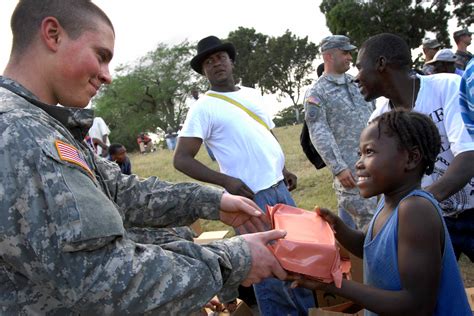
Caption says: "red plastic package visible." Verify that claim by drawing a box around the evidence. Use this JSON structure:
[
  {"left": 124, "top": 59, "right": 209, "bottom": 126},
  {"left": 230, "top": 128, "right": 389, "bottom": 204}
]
[{"left": 266, "top": 204, "right": 349, "bottom": 288}]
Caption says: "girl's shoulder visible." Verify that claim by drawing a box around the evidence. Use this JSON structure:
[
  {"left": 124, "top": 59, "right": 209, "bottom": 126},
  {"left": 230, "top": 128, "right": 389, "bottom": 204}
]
[{"left": 397, "top": 194, "right": 443, "bottom": 234}]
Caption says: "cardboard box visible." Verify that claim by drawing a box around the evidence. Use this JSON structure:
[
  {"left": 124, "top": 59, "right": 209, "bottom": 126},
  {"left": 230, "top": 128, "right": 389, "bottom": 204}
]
[
  {"left": 194, "top": 230, "right": 229, "bottom": 244},
  {"left": 466, "top": 288, "right": 474, "bottom": 312},
  {"left": 309, "top": 302, "right": 364, "bottom": 316},
  {"left": 203, "top": 298, "right": 253, "bottom": 316}
]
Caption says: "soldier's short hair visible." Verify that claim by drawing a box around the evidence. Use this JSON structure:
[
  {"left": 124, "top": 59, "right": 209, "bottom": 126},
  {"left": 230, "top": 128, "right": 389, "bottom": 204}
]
[
  {"left": 360, "top": 33, "right": 412, "bottom": 69},
  {"left": 10, "top": 0, "right": 114, "bottom": 55}
]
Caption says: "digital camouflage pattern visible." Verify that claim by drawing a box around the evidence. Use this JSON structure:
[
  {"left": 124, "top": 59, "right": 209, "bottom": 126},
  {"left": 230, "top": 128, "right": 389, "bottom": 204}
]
[
  {"left": 304, "top": 73, "right": 377, "bottom": 228},
  {"left": 0, "top": 76, "right": 252, "bottom": 315}
]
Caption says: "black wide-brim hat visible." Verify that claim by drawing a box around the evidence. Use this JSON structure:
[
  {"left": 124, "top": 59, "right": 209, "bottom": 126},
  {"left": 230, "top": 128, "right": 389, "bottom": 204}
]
[{"left": 190, "top": 36, "right": 236, "bottom": 75}]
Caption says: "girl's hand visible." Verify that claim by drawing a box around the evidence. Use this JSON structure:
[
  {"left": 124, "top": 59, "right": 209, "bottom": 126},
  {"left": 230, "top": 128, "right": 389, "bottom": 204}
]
[
  {"left": 315, "top": 207, "right": 341, "bottom": 231},
  {"left": 287, "top": 273, "right": 327, "bottom": 291}
]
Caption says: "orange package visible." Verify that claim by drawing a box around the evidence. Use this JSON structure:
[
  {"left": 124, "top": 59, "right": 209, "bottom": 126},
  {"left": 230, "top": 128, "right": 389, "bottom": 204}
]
[{"left": 266, "top": 204, "right": 350, "bottom": 288}]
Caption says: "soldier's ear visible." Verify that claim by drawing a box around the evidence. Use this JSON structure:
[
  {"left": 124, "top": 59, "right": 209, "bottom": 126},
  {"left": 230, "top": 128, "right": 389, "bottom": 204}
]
[{"left": 41, "top": 17, "right": 64, "bottom": 52}]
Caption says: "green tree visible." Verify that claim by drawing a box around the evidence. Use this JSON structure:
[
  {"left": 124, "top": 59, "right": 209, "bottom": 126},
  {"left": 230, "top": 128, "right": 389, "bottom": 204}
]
[
  {"left": 320, "top": 0, "right": 451, "bottom": 49},
  {"left": 226, "top": 27, "right": 269, "bottom": 87},
  {"left": 273, "top": 104, "right": 304, "bottom": 127},
  {"left": 93, "top": 42, "right": 203, "bottom": 150},
  {"left": 260, "top": 31, "right": 318, "bottom": 123}
]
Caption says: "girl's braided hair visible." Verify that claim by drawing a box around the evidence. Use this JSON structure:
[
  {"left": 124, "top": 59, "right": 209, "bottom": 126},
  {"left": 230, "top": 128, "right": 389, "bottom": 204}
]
[{"left": 372, "top": 110, "right": 441, "bottom": 175}]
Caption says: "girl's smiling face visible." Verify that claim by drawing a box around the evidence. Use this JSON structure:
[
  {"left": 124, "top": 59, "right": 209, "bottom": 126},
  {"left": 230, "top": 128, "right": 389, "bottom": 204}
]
[{"left": 355, "top": 122, "right": 409, "bottom": 198}]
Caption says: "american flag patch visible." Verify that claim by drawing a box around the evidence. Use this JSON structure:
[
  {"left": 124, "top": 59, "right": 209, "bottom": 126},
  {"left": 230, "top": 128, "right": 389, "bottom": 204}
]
[
  {"left": 55, "top": 140, "right": 93, "bottom": 177},
  {"left": 306, "top": 95, "right": 321, "bottom": 106}
]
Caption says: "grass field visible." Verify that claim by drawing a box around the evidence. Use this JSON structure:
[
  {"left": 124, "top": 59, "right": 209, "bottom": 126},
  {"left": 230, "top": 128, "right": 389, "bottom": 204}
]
[{"left": 130, "top": 124, "right": 473, "bottom": 287}]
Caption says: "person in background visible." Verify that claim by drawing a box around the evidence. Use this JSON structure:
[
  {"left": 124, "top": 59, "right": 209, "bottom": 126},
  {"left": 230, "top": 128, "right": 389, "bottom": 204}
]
[
  {"left": 108, "top": 143, "right": 131, "bottom": 175},
  {"left": 421, "top": 38, "right": 441, "bottom": 75},
  {"left": 453, "top": 28, "right": 472, "bottom": 71},
  {"left": 357, "top": 33, "right": 474, "bottom": 262},
  {"left": 174, "top": 35, "right": 315, "bottom": 315},
  {"left": 304, "top": 35, "right": 376, "bottom": 230},
  {"left": 137, "top": 132, "right": 154, "bottom": 154},
  {"left": 426, "top": 48, "right": 464, "bottom": 76},
  {"left": 165, "top": 127, "right": 178, "bottom": 150},
  {"left": 88, "top": 116, "right": 110, "bottom": 157}
]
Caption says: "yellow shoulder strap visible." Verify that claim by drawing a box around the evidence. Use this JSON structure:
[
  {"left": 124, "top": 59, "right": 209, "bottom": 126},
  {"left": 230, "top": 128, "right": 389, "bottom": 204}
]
[{"left": 206, "top": 92, "right": 270, "bottom": 130}]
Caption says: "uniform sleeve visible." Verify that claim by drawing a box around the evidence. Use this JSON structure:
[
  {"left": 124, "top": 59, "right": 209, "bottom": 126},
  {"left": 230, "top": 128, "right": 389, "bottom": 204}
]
[
  {"left": 95, "top": 157, "right": 223, "bottom": 227},
  {"left": 441, "top": 75, "right": 474, "bottom": 156},
  {"left": 0, "top": 121, "right": 251, "bottom": 314},
  {"left": 304, "top": 89, "right": 348, "bottom": 175}
]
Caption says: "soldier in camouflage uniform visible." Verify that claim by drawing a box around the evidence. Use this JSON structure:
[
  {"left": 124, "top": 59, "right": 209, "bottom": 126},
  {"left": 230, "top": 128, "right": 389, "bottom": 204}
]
[
  {"left": 0, "top": 1, "right": 288, "bottom": 314},
  {"left": 304, "top": 35, "right": 377, "bottom": 229},
  {"left": 453, "top": 28, "right": 472, "bottom": 71}
]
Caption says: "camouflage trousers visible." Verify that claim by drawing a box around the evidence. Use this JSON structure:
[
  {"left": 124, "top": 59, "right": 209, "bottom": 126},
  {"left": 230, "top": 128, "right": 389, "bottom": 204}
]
[{"left": 336, "top": 190, "right": 377, "bottom": 230}]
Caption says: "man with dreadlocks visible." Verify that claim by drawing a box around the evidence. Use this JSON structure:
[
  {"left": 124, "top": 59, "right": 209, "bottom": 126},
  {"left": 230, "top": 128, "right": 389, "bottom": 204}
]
[{"left": 355, "top": 33, "right": 474, "bottom": 262}]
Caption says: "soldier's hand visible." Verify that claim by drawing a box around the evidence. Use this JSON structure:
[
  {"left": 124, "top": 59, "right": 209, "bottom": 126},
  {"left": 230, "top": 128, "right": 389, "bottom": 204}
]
[
  {"left": 283, "top": 168, "right": 298, "bottom": 191},
  {"left": 240, "top": 230, "right": 288, "bottom": 286},
  {"left": 336, "top": 168, "right": 356, "bottom": 189},
  {"left": 223, "top": 177, "right": 255, "bottom": 199},
  {"left": 219, "top": 193, "right": 269, "bottom": 233}
]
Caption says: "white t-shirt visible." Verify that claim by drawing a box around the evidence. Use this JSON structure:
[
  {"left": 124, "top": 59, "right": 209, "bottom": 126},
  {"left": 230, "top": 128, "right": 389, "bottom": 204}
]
[
  {"left": 88, "top": 117, "right": 111, "bottom": 155},
  {"left": 179, "top": 86, "right": 285, "bottom": 193},
  {"left": 369, "top": 73, "right": 474, "bottom": 215}
]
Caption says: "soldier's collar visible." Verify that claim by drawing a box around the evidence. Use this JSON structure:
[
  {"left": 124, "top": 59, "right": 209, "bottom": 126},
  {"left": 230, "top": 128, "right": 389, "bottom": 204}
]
[
  {"left": 0, "top": 76, "right": 94, "bottom": 141},
  {"left": 323, "top": 73, "right": 348, "bottom": 85}
]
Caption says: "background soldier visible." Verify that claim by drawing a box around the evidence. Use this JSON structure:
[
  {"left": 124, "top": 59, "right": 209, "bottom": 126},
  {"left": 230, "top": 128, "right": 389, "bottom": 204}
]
[{"left": 304, "top": 35, "right": 376, "bottom": 229}]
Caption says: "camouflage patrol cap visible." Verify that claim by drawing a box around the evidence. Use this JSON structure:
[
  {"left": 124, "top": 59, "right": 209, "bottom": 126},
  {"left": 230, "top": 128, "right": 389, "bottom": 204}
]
[
  {"left": 320, "top": 35, "right": 356, "bottom": 53},
  {"left": 422, "top": 38, "right": 441, "bottom": 49},
  {"left": 453, "top": 28, "right": 472, "bottom": 39}
]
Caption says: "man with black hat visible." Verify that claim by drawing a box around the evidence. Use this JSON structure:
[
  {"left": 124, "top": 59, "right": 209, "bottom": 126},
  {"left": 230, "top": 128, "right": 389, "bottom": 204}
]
[
  {"left": 174, "top": 35, "right": 315, "bottom": 315},
  {"left": 453, "top": 28, "right": 472, "bottom": 70},
  {"left": 421, "top": 38, "right": 441, "bottom": 75},
  {"left": 303, "top": 35, "right": 376, "bottom": 231}
]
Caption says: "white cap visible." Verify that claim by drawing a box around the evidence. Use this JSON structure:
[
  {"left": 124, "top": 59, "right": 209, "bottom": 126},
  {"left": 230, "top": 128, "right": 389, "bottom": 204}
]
[{"left": 426, "top": 49, "right": 456, "bottom": 64}]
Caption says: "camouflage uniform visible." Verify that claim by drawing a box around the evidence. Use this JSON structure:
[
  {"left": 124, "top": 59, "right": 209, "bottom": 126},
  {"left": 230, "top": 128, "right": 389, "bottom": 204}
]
[
  {"left": 455, "top": 50, "right": 473, "bottom": 71},
  {"left": 304, "top": 73, "right": 377, "bottom": 229},
  {"left": 0, "top": 76, "right": 251, "bottom": 315}
]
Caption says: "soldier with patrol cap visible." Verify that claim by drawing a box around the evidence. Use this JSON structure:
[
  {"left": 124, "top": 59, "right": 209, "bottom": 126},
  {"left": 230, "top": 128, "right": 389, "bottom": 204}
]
[
  {"left": 421, "top": 38, "right": 441, "bottom": 75},
  {"left": 303, "top": 35, "right": 376, "bottom": 229},
  {"left": 0, "top": 0, "right": 288, "bottom": 314},
  {"left": 453, "top": 28, "right": 472, "bottom": 70}
]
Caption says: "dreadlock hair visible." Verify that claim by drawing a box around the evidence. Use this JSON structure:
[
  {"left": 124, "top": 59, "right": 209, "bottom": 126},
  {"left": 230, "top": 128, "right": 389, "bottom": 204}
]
[{"left": 371, "top": 110, "right": 441, "bottom": 176}]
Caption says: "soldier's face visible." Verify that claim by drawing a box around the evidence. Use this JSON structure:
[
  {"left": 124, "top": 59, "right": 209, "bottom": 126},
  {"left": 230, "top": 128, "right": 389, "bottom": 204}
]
[
  {"left": 331, "top": 49, "right": 353, "bottom": 74},
  {"left": 354, "top": 48, "right": 382, "bottom": 102},
  {"left": 53, "top": 20, "right": 114, "bottom": 108}
]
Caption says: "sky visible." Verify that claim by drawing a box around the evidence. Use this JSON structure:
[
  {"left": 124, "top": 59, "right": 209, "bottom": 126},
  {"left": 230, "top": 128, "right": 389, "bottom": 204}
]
[{"left": 0, "top": 1, "right": 465, "bottom": 114}]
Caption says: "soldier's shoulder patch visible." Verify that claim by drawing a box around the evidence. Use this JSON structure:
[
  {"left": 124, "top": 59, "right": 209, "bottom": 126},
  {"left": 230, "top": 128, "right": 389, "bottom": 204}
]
[
  {"left": 55, "top": 140, "right": 93, "bottom": 178},
  {"left": 305, "top": 95, "right": 321, "bottom": 107}
]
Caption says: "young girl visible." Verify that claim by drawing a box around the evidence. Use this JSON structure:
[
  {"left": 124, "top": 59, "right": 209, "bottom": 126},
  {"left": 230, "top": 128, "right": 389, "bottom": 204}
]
[{"left": 291, "top": 111, "right": 471, "bottom": 315}]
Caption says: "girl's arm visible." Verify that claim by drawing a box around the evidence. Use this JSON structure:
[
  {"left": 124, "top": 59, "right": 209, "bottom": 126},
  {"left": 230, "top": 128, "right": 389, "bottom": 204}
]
[
  {"left": 317, "top": 208, "right": 365, "bottom": 258},
  {"left": 297, "top": 197, "right": 443, "bottom": 315}
]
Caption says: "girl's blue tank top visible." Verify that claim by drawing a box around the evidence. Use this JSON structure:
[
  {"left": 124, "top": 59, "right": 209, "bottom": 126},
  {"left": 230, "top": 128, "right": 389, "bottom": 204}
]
[{"left": 363, "top": 189, "right": 471, "bottom": 316}]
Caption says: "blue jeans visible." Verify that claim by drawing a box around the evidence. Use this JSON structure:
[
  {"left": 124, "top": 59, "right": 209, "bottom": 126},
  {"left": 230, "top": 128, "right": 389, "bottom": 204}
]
[
  {"left": 252, "top": 180, "right": 316, "bottom": 316},
  {"left": 165, "top": 137, "right": 177, "bottom": 150}
]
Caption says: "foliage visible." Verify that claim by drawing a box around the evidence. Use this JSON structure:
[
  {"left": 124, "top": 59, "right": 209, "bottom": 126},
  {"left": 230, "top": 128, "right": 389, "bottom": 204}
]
[
  {"left": 228, "top": 28, "right": 318, "bottom": 123},
  {"left": 319, "top": 0, "right": 452, "bottom": 50},
  {"left": 273, "top": 104, "right": 305, "bottom": 127},
  {"left": 93, "top": 42, "right": 204, "bottom": 150},
  {"left": 227, "top": 27, "right": 269, "bottom": 88}
]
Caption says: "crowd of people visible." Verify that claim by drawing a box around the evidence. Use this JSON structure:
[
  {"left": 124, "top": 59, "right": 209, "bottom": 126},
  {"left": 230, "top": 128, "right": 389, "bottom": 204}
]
[{"left": 0, "top": 0, "right": 472, "bottom": 315}]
